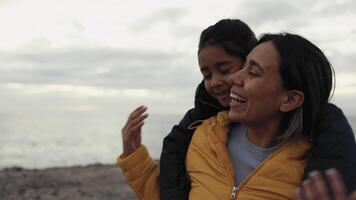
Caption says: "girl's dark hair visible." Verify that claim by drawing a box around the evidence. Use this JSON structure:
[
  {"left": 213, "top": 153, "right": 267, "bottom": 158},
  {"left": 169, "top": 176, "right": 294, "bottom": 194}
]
[
  {"left": 198, "top": 19, "right": 257, "bottom": 61},
  {"left": 258, "top": 33, "right": 334, "bottom": 142}
]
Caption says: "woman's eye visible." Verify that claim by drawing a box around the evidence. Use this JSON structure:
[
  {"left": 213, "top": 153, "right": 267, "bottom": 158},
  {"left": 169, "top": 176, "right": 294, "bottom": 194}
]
[{"left": 248, "top": 71, "right": 258, "bottom": 77}]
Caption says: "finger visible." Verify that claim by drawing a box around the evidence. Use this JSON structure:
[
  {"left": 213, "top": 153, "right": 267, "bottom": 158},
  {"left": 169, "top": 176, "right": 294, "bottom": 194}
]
[
  {"left": 122, "top": 112, "right": 148, "bottom": 134},
  {"left": 128, "top": 121, "right": 144, "bottom": 144},
  {"left": 123, "top": 120, "right": 144, "bottom": 139},
  {"left": 293, "top": 187, "right": 302, "bottom": 200},
  {"left": 307, "top": 172, "right": 320, "bottom": 199},
  {"left": 309, "top": 171, "right": 330, "bottom": 200},
  {"left": 326, "top": 168, "right": 347, "bottom": 200},
  {"left": 128, "top": 106, "right": 147, "bottom": 120},
  {"left": 131, "top": 120, "right": 145, "bottom": 131},
  {"left": 350, "top": 191, "right": 356, "bottom": 200},
  {"left": 301, "top": 180, "right": 315, "bottom": 200},
  {"left": 126, "top": 121, "right": 144, "bottom": 141},
  {"left": 126, "top": 113, "right": 148, "bottom": 129}
]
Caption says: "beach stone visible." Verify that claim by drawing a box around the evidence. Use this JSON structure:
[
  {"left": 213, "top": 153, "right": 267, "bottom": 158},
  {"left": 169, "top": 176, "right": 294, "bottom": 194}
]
[{"left": 0, "top": 164, "right": 137, "bottom": 200}]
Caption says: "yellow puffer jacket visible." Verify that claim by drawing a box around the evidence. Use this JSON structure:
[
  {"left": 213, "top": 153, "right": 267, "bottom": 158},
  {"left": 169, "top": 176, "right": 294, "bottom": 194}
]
[
  {"left": 117, "top": 145, "right": 159, "bottom": 200},
  {"left": 187, "top": 111, "right": 311, "bottom": 200},
  {"left": 117, "top": 111, "right": 311, "bottom": 200}
]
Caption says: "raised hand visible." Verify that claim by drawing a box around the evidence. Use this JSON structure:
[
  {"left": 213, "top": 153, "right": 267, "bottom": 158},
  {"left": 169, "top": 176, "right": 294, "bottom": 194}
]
[
  {"left": 121, "top": 106, "right": 148, "bottom": 156},
  {"left": 294, "top": 169, "right": 356, "bottom": 200}
]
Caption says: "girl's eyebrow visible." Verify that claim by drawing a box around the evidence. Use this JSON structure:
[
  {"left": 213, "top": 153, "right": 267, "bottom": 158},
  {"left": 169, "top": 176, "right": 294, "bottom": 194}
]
[
  {"left": 215, "top": 60, "right": 232, "bottom": 66},
  {"left": 200, "top": 60, "right": 232, "bottom": 70}
]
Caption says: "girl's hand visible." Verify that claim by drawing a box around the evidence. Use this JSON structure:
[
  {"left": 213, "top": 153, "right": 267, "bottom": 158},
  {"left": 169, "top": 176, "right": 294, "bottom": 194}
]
[
  {"left": 294, "top": 169, "right": 356, "bottom": 200},
  {"left": 121, "top": 106, "right": 148, "bottom": 156}
]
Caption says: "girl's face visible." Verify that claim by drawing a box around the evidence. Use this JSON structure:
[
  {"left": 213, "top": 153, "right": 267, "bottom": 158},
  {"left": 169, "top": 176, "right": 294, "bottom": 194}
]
[
  {"left": 198, "top": 45, "right": 243, "bottom": 107},
  {"left": 228, "top": 41, "right": 287, "bottom": 126}
]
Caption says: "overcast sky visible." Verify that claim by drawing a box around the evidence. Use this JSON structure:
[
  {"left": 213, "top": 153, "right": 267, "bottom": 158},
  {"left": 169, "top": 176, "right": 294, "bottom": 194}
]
[{"left": 1, "top": 0, "right": 356, "bottom": 117}]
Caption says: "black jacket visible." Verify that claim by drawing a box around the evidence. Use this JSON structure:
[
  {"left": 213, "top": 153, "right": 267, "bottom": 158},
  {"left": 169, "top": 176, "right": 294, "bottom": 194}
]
[
  {"left": 303, "top": 103, "right": 356, "bottom": 193},
  {"left": 159, "top": 82, "right": 356, "bottom": 199},
  {"left": 159, "top": 81, "right": 225, "bottom": 200}
]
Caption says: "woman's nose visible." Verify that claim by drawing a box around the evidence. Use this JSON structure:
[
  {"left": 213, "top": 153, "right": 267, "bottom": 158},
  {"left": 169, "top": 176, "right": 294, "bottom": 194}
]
[{"left": 230, "top": 70, "right": 244, "bottom": 86}]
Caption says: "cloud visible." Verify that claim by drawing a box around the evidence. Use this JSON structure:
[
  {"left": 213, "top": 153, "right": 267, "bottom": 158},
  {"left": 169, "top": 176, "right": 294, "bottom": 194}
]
[
  {"left": 329, "top": 50, "right": 356, "bottom": 72},
  {"left": 0, "top": 45, "right": 200, "bottom": 90},
  {"left": 234, "top": 0, "right": 356, "bottom": 35},
  {"left": 71, "top": 19, "right": 85, "bottom": 31},
  {"left": 236, "top": 0, "right": 304, "bottom": 28},
  {"left": 334, "top": 72, "right": 356, "bottom": 96},
  {"left": 2, "top": 82, "right": 150, "bottom": 97},
  {"left": 130, "top": 7, "right": 188, "bottom": 32},
  {"left": 315, "top": 0, "right": 356, "bottom": 16},
  {"left": 0, "top": 0, "right": 10, "bottom": 4}
]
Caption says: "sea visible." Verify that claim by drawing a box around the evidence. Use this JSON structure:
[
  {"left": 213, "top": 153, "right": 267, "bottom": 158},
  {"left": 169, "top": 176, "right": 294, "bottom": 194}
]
[{"left": 0, "top": 112, "right": 355, "bottom": 170}]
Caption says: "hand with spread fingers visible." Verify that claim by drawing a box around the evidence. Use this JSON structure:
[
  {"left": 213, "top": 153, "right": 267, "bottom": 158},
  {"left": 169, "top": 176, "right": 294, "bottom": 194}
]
[
  {"left": 121, "top": 105, "right": 148, "bottom": 157},
  {"left": 294, "top": 168, "right": 356, "bottom": 200}
]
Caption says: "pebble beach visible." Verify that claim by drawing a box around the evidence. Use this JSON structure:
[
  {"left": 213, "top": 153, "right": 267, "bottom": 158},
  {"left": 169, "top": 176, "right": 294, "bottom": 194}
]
[{"left": 0, "top": 164, "right": 136, "bottom": 200}]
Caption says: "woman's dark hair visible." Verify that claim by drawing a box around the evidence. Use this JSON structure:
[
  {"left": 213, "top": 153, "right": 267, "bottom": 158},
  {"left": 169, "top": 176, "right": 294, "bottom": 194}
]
[
  {"left": 198, "top": 19, "right": 257, "bottom": 61},
  {"left": 258, "top": 33, "right": 334, "bottom": 142}
]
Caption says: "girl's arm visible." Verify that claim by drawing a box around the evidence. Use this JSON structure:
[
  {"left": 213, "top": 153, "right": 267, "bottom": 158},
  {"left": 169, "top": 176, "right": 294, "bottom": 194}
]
[
  {"left": 303, "top": 103, "right": 356, "bottom": 193},
  {"left": 159, "top": 82, "right": 224, "bottom": 200}
]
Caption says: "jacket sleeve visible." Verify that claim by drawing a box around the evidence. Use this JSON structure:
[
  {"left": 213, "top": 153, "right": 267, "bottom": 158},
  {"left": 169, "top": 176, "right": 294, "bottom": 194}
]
[
  {"left": 159, "top": 81, "right": 224, "bottom": 200},
  {"left": 303, "top": 103, "right": 356, "bottom": 193},
  {"left": 117, "top": 145, "right": 159, "bottom": 200}
]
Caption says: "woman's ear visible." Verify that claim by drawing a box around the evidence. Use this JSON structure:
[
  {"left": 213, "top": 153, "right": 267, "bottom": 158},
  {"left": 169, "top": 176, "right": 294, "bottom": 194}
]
[{"left": 280, "top": 90, "right": 304, "bottom": 112}]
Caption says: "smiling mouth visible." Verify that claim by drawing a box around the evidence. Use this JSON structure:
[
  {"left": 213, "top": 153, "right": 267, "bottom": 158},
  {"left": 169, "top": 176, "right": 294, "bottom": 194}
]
[{"left": 230, "top": 93, "right": 248, "bottom": 103}]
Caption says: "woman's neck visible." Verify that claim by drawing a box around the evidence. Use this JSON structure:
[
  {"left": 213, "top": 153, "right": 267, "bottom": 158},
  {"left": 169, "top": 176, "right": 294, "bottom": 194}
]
[{"left": 245, "top": 119, "right": 281, "bottom": 148}]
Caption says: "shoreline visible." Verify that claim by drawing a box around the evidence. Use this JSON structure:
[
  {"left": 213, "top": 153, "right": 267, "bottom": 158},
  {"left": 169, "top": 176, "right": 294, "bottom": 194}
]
[{"left": 0, "top": 163, "right": 136, "bottom": 200}]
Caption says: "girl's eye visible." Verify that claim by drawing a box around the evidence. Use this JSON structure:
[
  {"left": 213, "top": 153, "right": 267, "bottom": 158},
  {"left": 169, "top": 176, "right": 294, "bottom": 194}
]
[
  {"left": 202, "top": 73, "right": 211, "bottom": 79},
  {"left": 221, "top": 69, "right": 230, "bottom": 75},
  {"left": 219, "top": 67, "right": 232, "bottom": 75}
]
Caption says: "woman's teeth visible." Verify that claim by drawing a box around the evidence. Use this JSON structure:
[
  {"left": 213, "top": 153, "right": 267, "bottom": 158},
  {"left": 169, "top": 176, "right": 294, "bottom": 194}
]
[{"left": 230, "top": 93, "right": 247, "bottom": 103}]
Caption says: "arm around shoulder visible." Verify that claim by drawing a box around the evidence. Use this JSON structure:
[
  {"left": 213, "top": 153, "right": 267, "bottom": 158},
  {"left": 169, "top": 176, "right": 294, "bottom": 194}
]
[{"left": 303, "top": 103, "right": 356, "bottom": 192}]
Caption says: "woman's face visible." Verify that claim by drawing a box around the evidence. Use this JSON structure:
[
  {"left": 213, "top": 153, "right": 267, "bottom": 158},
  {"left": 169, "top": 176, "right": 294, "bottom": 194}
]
[
  {"left": 198, "top": 45, "right": 243, "bottom": 107},
  {"left": 228, "top": 41, "right": 287, "bottom": 126}
]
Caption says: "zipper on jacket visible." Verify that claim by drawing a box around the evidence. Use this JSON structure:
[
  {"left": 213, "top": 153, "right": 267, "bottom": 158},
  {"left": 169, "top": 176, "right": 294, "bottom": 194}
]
[
  {"left": 229, "top": 186, "right": 238, "bottom": 200},
  {"left": 227, "top": 142, "right": 296, "bottom": 199}
]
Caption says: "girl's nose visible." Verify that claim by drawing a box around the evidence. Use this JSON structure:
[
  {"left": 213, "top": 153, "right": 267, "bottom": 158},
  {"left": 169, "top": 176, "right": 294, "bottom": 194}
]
[{"left": 211, "top": 74, "right": 223, "bottom": 87}]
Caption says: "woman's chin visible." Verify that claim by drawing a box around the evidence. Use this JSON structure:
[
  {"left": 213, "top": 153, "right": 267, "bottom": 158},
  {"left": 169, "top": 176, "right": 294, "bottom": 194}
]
[{"left": 228, "top": 110, "right": 243, "bottom": 123}]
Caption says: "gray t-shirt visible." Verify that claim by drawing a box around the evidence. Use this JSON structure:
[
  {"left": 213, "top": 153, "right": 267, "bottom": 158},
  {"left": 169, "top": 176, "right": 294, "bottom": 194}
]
[{"left": 228, "top": 124, "right": 277, "bottom": 185}]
